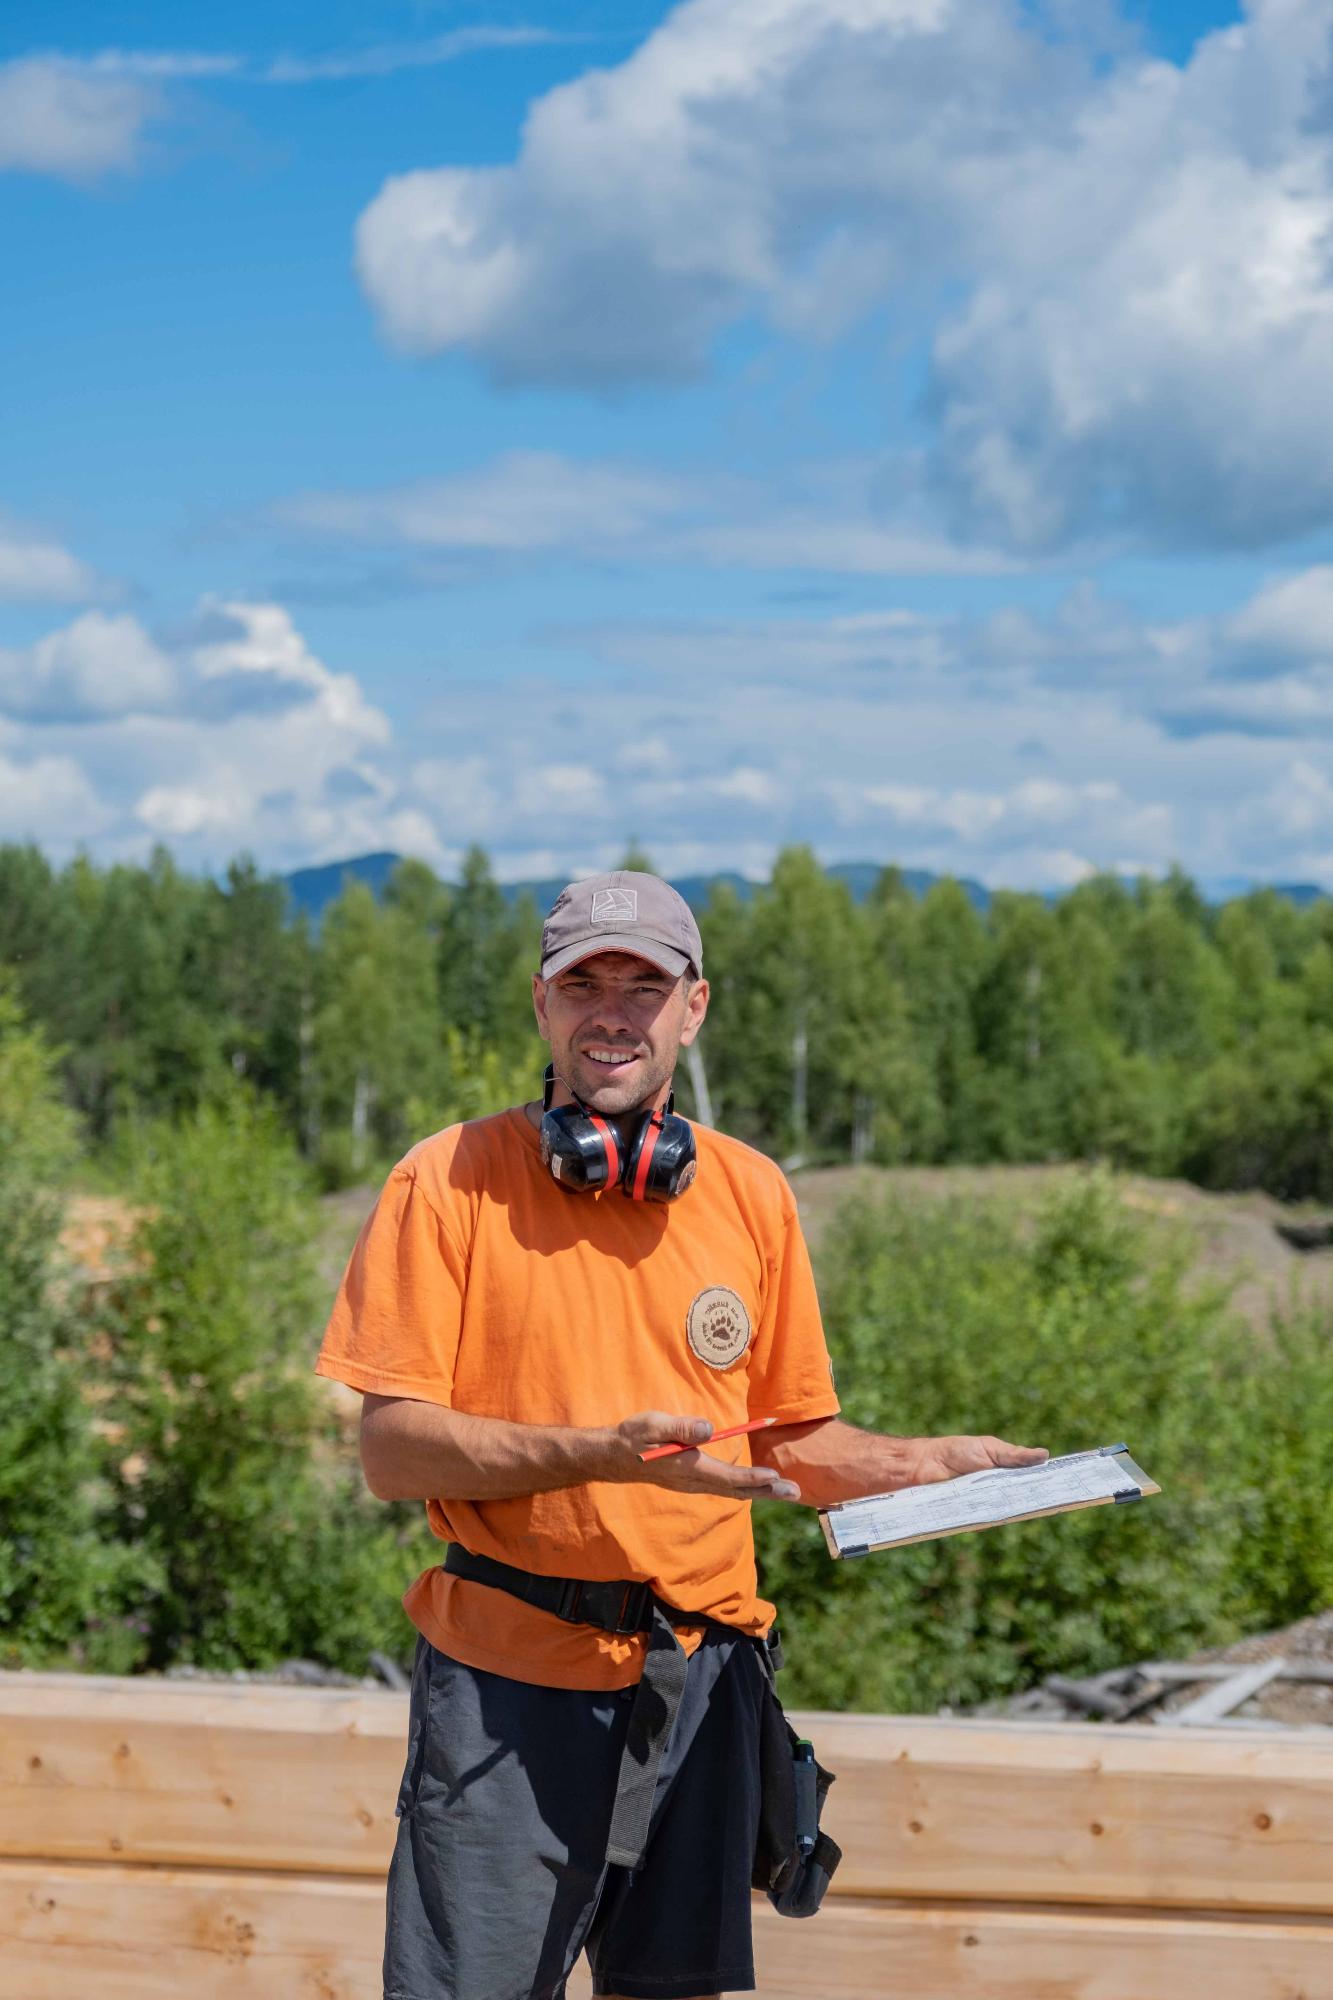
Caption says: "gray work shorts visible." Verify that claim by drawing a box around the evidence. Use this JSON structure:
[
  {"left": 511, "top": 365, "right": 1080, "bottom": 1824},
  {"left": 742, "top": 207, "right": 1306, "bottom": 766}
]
[{"left": 383, "top": 1629, "right": 764, "bottom": 2000}]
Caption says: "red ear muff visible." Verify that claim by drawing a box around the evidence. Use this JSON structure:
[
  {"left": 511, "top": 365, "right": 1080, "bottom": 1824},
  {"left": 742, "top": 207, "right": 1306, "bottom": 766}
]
[
  {"left": 588, "top": 1115, "right": 620, "bottom": 1186},
  {"left": 540, "top": 1065, "right": 696, "bottom": 1201},
  {"left": 628, "top": 1113, "right": 662, "bottom": 1202},
  {"left": 621, "top": 1100, "right": 697, "bottom": 1203}
]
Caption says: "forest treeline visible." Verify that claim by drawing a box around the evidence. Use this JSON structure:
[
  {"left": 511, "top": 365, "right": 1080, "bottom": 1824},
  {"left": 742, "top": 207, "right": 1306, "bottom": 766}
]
[{"left": 2, "top": 838, "right": 1331, "bottom": 1197}]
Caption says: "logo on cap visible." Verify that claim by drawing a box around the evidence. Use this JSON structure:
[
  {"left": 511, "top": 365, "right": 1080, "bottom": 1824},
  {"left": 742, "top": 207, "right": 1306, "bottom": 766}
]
[{"left": 592, "top": 888, "right": 638, "bottom": 924}]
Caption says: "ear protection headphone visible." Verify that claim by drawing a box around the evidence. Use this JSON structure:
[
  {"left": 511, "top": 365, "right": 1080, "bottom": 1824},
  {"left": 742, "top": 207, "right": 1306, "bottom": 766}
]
[{"left": 540, "top": 1065, "right": 697, "bottom": 1202}]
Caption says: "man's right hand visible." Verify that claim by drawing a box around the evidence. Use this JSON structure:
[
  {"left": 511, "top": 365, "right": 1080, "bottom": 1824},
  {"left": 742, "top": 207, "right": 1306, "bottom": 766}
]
[{"left": 605, "top": 1411, "right": 801, "bottom": 1501}]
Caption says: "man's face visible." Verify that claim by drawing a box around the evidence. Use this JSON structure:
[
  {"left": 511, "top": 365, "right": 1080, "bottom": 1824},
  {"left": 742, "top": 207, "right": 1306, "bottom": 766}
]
[{"left": 532, "top": 951, "right": 709, "bottom": 1116}]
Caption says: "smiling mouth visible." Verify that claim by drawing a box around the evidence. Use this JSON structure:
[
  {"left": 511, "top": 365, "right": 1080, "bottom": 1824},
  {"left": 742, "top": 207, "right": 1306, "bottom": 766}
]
[{"left": 582, "top": 1049, "right": 641, "bottom": 1068}]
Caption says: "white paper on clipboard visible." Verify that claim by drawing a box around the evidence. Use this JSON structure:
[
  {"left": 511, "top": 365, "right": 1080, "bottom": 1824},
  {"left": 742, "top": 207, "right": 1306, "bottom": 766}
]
[{"left": 820, "top": 1445, "right": 1158, "bottom": 1559}]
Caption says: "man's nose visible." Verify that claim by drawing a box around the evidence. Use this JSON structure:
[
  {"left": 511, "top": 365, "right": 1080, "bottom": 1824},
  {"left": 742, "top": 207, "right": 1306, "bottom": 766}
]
[{"left": 585, "top": 993, "right": 636, "bottom": 1036}]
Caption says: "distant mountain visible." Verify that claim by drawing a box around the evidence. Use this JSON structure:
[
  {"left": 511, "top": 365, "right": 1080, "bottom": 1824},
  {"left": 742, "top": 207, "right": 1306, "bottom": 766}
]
[
  {"left": 281, "top": 853, "right": 1327, "bottom": 927},
  {"left": 280, "top": 854, "right": 990, "bottom": 925},
  {"left": 1200, "top": 877, "right": 1328, "bottom": 908},
  {"left": 826, "top": 861, "right": 990, "bottom": 909},
  {"left": 283, "top": 852, "right": 403, "bottom": 922}
]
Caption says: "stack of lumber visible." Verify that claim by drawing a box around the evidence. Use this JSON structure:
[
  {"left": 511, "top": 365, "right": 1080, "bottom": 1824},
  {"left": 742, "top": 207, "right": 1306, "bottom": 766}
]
[{"left": 2, "top": 1670, "right": 1331, "bottom": 1998}]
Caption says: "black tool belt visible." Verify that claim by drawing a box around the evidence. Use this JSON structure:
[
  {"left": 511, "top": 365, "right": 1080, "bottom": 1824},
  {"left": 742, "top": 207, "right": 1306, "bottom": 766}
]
[
  {"left": 442, "top": 1544, "right": 722, "bottom": 1871},
  {"left": 441, "top": 1544, "right": 839, "bottom": 1914}
]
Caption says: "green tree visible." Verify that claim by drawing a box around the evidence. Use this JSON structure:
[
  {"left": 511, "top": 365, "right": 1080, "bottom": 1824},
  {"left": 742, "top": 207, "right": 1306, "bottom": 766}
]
[
  {"left": 700, "top": 848, "right": 874, "bottom": 1158},
  {"left": 102, "top": 1086, "right": 432, "bottom": 1669},
  {"left": 437, "top": 845, "right": 538, "bottom": 1056},
  {"left": 0, "top": 844, "right": 75, "bottom": 1032},
  {"left": 1115, "top": 872, "right": 1230, "bottom": 1067},
  {"left": 194, "top": 857, "right": 308, "bottom": 1112},
  {"left": 312, "top": 881, "right": 446, "bottom": 1183},
  {"left": 0, "top": 988, "right": 146, "bottom": 1669},
  {"left": 900, "top": 878, "right": 989, "bottom": 1158},
  {"left": 55, "top": 848, "right": 222, "bottom": 1136}
]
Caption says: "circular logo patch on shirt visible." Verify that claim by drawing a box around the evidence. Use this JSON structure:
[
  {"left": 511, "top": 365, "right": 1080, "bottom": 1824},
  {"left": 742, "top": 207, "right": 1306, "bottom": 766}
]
[{"left": 686, "top": 1286, "right": 752, "bottom": 1369}]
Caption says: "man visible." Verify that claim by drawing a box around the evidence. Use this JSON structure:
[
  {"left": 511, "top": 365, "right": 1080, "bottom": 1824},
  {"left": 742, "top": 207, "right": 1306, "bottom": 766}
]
[{"left": 316, "top": 869, "right": 1045, "bottom": 2000}]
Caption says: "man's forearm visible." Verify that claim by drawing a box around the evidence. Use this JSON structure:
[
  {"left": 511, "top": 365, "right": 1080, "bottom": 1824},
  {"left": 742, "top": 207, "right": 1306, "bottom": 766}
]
[
  {"left": 753, "top": 1418, "right": 922, "bottom": 1508},
  {"left": 360, "top": 1394, "right": 616, "bottom": 1502}
]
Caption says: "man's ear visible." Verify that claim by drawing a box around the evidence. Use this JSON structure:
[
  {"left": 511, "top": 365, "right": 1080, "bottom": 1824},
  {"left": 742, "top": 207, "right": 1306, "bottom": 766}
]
[
  {"left": 678, "top": 976, "right": 709, "bottom": 1048},
  {"left": 532, "top": 973, "right": 552, "bottom": 1042}
]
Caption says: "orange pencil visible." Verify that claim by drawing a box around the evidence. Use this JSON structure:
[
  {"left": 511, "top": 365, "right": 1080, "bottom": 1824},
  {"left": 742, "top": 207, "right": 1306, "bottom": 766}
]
[{"left": 639, "top": 1416, "right": 778, "bottom": 1462}]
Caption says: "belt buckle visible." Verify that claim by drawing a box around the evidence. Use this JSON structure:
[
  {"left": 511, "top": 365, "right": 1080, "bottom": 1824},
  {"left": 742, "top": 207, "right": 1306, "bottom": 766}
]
[{"left": 614, "top": 1582, "right": 652, "bottom": 1635}]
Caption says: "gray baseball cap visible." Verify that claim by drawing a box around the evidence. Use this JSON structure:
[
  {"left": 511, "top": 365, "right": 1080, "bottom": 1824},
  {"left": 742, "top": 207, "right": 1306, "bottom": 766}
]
[{"left": 540, "top": 871, "right": 703, "bottom": 981}]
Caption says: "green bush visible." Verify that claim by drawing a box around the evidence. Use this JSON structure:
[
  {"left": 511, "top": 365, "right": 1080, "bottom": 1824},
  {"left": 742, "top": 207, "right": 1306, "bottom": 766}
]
[
  {"left": 757, "top": 1173, "right": 1277, "bottom": 1711},
  {"left": 0, "top": 989, "right": 148, "bottom": 1670},
  {"left": 102, "top": 1083, "right": 436, "bottom": 1672},
  {"left": 1226, "top": 1302, "right": 1333, "bottom": 1625}
]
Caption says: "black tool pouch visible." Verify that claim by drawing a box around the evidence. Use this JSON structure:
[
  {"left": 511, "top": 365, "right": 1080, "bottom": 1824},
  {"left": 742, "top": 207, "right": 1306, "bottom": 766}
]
[{"left": 750, "top": 1661, "right": 842, "bottom": 1918}]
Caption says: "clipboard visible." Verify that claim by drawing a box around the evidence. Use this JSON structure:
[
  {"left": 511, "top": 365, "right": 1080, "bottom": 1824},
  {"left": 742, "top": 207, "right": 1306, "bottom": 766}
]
[{"left": 819, "top": 1443, "right": 1160, "bottom": 1560}]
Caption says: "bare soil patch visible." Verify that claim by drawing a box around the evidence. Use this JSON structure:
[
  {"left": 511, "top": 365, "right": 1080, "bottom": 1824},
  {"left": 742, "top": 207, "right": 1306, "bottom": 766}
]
[{"left": 788, "top": 1161, "right": 1333, "bottom": 1333}]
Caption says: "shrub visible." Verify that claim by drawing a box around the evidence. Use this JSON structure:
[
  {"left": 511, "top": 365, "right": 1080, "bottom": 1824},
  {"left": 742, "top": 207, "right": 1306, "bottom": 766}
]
[
  {"left": 758, "top": 1173, "right": 1264, "bottom": 1711},
  {"left": 1226, "top": 1301, "right": 1333, "bottom": 1625},
  {"left": 0, "top": 989, "right": 148, "bottom": 1670},
  {"left": 102, "top": 1082, "right": 435, "bottom": 1671}
]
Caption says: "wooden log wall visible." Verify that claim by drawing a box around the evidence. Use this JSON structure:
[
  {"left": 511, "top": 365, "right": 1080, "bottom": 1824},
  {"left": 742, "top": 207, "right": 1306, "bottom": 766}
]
[{"left": 2, "top": 1671, "right": 1332, "bottom": 1999}]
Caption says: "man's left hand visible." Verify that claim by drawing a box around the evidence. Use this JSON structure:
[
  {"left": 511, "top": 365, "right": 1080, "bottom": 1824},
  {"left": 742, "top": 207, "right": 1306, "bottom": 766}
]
[{"left": 906, "top": 1435, "right": 1048, "bottom": 1485}]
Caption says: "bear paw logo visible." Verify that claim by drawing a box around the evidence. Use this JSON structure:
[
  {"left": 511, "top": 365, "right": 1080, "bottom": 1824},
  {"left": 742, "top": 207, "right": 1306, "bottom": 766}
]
[{"left": 686, "top": 1287, "right": 752, "bottom": 1369}]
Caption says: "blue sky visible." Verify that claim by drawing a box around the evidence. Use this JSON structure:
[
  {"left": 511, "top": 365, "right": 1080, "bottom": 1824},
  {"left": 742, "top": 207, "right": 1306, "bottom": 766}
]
[{"left": 3, "top": 0, "right": 1332, "bottom": 891}]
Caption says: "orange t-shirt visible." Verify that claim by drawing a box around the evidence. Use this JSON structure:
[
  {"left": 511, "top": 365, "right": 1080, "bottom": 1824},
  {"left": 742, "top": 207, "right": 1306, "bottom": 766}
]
[{"left": 315, "top": 1106, "right": 839, "bottom": 1690}]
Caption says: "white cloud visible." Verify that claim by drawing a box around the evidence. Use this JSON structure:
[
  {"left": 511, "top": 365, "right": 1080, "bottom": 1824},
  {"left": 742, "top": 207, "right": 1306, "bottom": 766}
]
[
  {"left": 282, "top": 453, "right": 690, "bottom": 555},
  {"left": 0, "top": 523, "right": 101, "bottom": 603},
  {"left": 1215, "top": 567, "right": 1333, "bottom": 674},
  {"left": 51, "top": 50, "right": 241, "bottom": 81},
  {"left": 355, "top": 0, "right": 1333, "bottom": 554},
  {"left": 120, "top": 601, "right": 394, "bottom": 854},
  {"left": 7, "top": 568, "right": 1333, "bottom": 890},
  {"left": 356, "top": 0, "right": 1045, "bottom": 376},
  {"left": 0, "top": 34, "right": 560, "bottom": 180},
  {"left": 0, "top": 58, "right": 161, "bottom": 179},
  {"left": 0, "top": 729, "right": 107, "bottom": 844},
  {"left": 925, "top": 1, "right": 1333, "bottom": 549},
  {"left": 0, "top": 600, "right": 422, "bottom": 870},
  {"left": 277, "top": 451, "right": 1015, "bottom": 577},
  {"left": 712, "top": 766, "right": 778, "bottom": 805},
  {"left": 0, "top": 613, "right": 177, "bottom": 722},
  {"left": 260, "top": 29, "right": 564, "bottom": 84}
]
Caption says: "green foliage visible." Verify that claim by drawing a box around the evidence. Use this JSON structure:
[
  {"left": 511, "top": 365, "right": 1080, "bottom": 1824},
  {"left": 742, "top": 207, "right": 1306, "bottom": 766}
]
[
  {"left": 101, "top": 1085, "right": 434, "bottom": 1670},
  {"left": 5, "top": 840, "right": 1333, "bottom": 1695},
  {"left": 406, "top": 1027, "right": 545, "bottom": 1142},
  {"left": 0, "top": 988, "right": 148, "bottom": 1670},
  {"left": 435, "top": 846, "right": 541, "bottom": 1060},
  {"left": 5, "top": 840, "right": 1333, "bottom": 1200},
  {"left": 757, "top": 1175, "right": 1310, "bottom": 1712},
  {"left": 1225, "top": 1303, "right": 1333, "bottom": 1624},
  {"left": 5, "top": 1000, "right": 1329, "bottom": 1698},
  {"left": 311, "top": 880, "right": 446, "bottom": 1184}
]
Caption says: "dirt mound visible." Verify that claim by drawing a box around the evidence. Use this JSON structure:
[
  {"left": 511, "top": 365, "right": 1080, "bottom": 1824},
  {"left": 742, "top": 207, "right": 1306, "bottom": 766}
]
[
  {"left": 59, "top": 1194, "right": 142, "bottom": 1286},
  {"left": 787, "top": 1161, "right": 1333, "bottom": 1333}
]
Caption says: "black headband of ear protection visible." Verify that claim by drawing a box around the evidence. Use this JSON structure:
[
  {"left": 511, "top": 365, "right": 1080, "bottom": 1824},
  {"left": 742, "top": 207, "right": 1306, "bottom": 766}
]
[{"left": 539, "top": 1065, "right": 697, "bottom": 1202}]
